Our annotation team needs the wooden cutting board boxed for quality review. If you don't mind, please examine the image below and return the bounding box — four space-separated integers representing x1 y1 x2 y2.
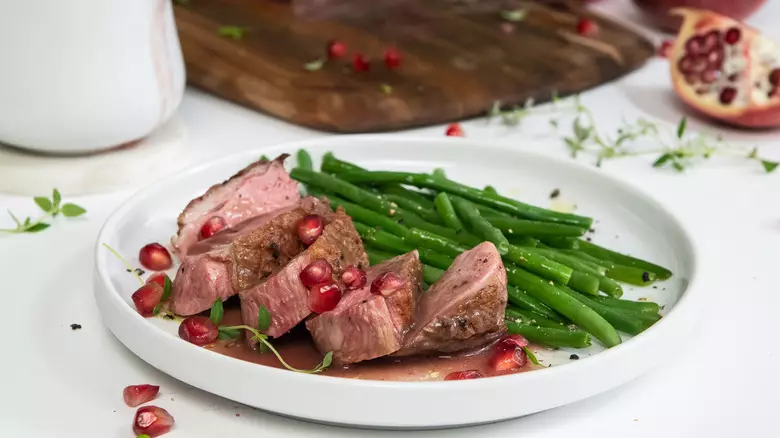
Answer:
173 0 654 132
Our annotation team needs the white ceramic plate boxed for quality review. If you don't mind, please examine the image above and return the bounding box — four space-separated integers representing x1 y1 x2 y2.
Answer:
94 136 698 429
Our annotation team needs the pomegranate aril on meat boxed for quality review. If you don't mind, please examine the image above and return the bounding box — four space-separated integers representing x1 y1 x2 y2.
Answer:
489 345 527 372
296 214 324 245
123 384 160 407
341 265 367 291
445 123 464 137
133 406 174 437
370 272 405 297
132 283 164 317
327 40 347 59
178 316 218 346
724 27 741 45
139 243 172 271
199 216 226 240
720 87 737 104
444 370 484 380
384 47 402 69
299 259 333 287
353 53 370 72
308 281 342 313
146 272 168 288
576 18 598 36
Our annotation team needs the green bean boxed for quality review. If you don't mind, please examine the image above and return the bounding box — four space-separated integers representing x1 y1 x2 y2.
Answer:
567 271 600 296
476 203 512 218
507 236 539 247
450 196 510 255
505 307 566 329
433 193 465 231
562 249 616 269
423 265 445 285
540 237 580 249
483 185 497 195
366 247 396 265
606 264 657 286
485 216 587 238
589 296 661 316
407 229 465 258
290 169 393 214
528 247 623 297
384 194 442 224
296 149 313 171
505 246 573 285
355 223 414 254
507 286 566 323
577 240 672 280
310 188 409 238
381 185 435 209
505 322 592 349
335 170 593 228
559 286 659 336
432 168 447 179
505 266 621 347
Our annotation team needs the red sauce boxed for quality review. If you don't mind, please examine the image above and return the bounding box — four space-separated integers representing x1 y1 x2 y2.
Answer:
208 308 535 381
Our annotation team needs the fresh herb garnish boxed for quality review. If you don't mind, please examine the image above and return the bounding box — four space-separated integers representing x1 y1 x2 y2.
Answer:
257 305 271 332
137 435 152 438
1 189 86 234
210 298 224 325
161 276 173 301
217 327 241 340
500 9 527 22
218 26 249 40
304 58 326 71
523 346 540 366
380 83 393 95
102 243 144 285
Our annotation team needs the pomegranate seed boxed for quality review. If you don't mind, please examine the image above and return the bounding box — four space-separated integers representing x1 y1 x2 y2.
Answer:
296 214 324 246
341 265 367 291
299 259 333 287
677 56 694 74
691 55 708 73
489 345 528 372
370 272 405 297
657 40 673 58
132 283 164 317
352 53 370 72
384 47 402 69
576 18 598 36
444 370 484 380
327 40 347 59
701 30 720 52
308 281 342 313
495 334 530 351
707 48 724 69
445 123 464 137
133 406 174 437
178 316 219 346
701 70 719 84
719 87 737 105
123 384 160 407
199 216 226 240
139 243 172 271
769 69 780 87
146 272 168 288
685 35 705 55
724 27 741 45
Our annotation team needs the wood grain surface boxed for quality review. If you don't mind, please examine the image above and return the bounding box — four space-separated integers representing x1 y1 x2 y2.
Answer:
174 0 654 132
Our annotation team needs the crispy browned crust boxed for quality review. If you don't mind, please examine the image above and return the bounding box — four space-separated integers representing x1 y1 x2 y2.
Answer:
175 153 290 235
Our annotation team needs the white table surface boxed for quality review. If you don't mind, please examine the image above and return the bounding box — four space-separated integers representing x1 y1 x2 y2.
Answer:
2 1 778 436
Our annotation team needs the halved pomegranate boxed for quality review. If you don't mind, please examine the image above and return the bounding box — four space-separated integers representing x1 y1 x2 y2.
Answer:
669 8 780 128
132 283 164 317
139 243 173 271
132 406 174 437
123 384 160 407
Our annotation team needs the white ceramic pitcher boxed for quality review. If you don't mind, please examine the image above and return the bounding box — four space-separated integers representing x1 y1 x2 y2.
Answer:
0 0 186 154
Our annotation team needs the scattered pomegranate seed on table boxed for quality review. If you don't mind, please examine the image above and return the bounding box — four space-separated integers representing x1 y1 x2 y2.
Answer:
178 316 219 346
145 272 168 288
341 265 367 290
132 406 175 437
445 123 464 137
138 243 172 271
444 370 484 380
296 214 324 245
199 216 227 240
352 54 370 72
123 384 160 407
132 283 164 317
308 281 342 313
327 40 347 59
384 47 402 69
576 18 599 36
299 259 334 287
657 40 674 58
370 272 405 297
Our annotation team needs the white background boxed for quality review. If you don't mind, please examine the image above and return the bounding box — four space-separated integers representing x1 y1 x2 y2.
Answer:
1 0 778 436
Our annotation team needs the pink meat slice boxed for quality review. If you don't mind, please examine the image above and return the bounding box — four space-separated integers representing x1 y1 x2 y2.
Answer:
172 154 300 258
170 197 333 316
239 210 368 340
306 251 423 364
395 241 508 357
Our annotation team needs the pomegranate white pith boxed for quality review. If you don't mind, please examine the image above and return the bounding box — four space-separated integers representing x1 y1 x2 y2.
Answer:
669 8 780 128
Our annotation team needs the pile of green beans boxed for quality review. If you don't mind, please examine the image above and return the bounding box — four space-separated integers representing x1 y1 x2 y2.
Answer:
294 150 673 350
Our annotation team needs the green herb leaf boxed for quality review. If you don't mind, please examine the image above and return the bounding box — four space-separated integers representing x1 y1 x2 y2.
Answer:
26 223 51 232
60 203 86 217
761 160 779 173
304 58 326 71
672 160 685 172
321 351 333 369
210 298 224 325
500 9 527 22
573 117 591 142
218 26 249 40
161 276 172 301
23 218 30 227
259 154 269 161
676 117 687 139
153 304 163 316
652 153 673 168
34 197 52 213
257 305 271 331
137 435 152 438
523 346 540 366
217 327 241 340
52 189 62 208
379 84 393 95
747 147 758 159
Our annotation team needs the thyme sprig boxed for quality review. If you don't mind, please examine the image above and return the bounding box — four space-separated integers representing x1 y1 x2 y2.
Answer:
1 189 86 234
